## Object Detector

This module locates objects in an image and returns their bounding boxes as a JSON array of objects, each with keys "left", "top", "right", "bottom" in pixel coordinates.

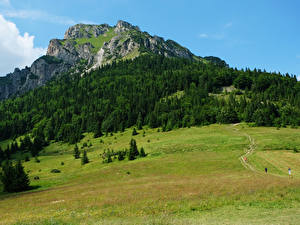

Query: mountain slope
[
  {"left": 0, "top": 20, "right": 226, "bottom": 100},
  {"left": 0, "top": 53, "right": 299, "bottom": 147}
]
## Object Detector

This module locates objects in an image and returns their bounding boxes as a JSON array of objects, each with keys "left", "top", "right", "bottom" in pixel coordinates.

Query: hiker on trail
[
  {"left": 265, "top": 168, "right": 268, "bottom": 173},
  {"left": 288, "top": 167, "right": 292, "bottom": 178},
  {"left": 244, "top": 157, "right": 247, "bottom": 162}
]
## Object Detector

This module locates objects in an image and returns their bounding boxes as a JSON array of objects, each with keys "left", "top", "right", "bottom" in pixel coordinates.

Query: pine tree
[
  {"left": 0, "top": 160, "right": 30, "bottom": 192},
  {"left": 22, "top": 135, "right": 33, "bottom": 152},
  {"left": 0, "top": 161, "right": 14, "bottom": 192},
  {"left": 14, "top": 160, "right": 30, "bottom": 192},
  {"left": 128, "top": 139, "right": 139, "bottom": 160},
  {"left": 140, "top": 147, "right": 146, "bottom": 157},
  {"left": 31, "top": 136, "right": 44, "bottom": 157},
  {"left": 81, "top": 150, "right": 89, "bottom": 165},
  {"left": 132, "top": 128, "right": 138, "bottom": 136},
  {"left": 74, "top": 144, "right": 80, "bottom": 159},
  {"left": 94, "top": 121, "right": 103, "bottom": 138},
  {"left": 136, "top": 113, "right": 143, "bottom": 130}
]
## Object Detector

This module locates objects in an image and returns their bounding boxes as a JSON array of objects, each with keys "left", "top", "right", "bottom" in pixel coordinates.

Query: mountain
[
  {"left": 1, "top": 20, "right": 299, "bottom": 147},
  {"left": 0, "top": 20, "right": 226, "bottom": 100}
]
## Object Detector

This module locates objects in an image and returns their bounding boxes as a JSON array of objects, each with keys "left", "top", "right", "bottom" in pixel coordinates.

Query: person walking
[
  {"left": 265, "top": 167, "right": 268, "bottom": 173},
  {"left": 288, "top": 167, "right": 292, "bottom": 178}
]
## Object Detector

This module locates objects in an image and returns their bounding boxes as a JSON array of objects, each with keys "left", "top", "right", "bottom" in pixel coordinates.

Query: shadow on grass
[{"left": 0, "top": 185, "right": 42, "bottom": 200}]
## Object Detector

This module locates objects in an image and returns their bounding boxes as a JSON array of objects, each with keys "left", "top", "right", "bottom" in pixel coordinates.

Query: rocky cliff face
[
  {"left": 0, "top": 56, "right": 71, "bottom": 99},
  {"left": 0, "top": 20, "right": 226, "bottom": 100}
]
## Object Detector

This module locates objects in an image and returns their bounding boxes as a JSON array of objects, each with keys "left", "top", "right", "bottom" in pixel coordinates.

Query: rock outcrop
[{"left": 0, "top": 20, "right": 227, "bottom": 100}]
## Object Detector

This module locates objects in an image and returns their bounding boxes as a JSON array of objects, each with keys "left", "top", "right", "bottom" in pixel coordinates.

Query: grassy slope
[
  {"left": 0, "top": 124, "right": 300, "bottom": 224},
  {"left": 75, "top": 28, "right": 116, "bottom": 53}
]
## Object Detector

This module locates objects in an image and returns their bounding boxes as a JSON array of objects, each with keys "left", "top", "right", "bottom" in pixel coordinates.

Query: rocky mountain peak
[
  {"left": 64, "top": 23, "right": 111, "bottom": 39},
  {"left": 0, "top": 20, "right": 227, "bottom": 100},
  {"left": 114, "top": 20, "right": 140, "bottom": 33}
]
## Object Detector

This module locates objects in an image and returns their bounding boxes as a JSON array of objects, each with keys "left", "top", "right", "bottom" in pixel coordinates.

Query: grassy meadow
[{"left": 1, "top": 124, "right": 300, "bottom": 224}]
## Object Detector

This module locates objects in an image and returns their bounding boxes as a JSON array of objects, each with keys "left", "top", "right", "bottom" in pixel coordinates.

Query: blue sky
[{"left": 0, "top": 0, "right": 299, "bottom": 78}]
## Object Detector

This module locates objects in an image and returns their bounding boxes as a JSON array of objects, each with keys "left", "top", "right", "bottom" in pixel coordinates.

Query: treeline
[
  {"left": 0, "top": 134, "right": 48, "bottom": 163},
  {"left": 0, "top": 54, "right": 299, "bottom": 146}
]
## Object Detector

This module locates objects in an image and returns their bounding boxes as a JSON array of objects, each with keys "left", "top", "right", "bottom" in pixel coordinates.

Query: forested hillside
[{"left": 0, "top": 54, "right": 299, "bottom": 154}]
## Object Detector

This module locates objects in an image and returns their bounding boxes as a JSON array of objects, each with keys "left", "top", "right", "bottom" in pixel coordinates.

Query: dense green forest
[{"left": 0, "top": 54, "right": 300, "bottom": 161}]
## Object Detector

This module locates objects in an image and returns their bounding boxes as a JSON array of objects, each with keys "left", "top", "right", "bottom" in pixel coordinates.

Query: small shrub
[
  {"left": 293, "top": 147, "right": 299, "bottom": 153},
  {"left": 118, "top": 151, "right": 126, "bottom": 161},
  {"left": 34, "top": 176, "right": 40, "bottom": 180},
  {"left": 35, "top": 157, "right": 40, "bottom": 163},
  {"left": 51, "top": 169, "right": 61, "bottom": 173},
  {"left": 61, "top": 162, "right": 64, "bottom": 166},
  {"left": 147, "top": 139, "right": 150, "bottom": 143},
  {"left": 107, "top": 155, "right": 112, "bottom": 163}
]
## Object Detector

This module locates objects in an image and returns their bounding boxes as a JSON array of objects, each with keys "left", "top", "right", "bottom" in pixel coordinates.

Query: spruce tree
[
  {"left": 128, "top": 139, "right": 139, "bottom": 160},
  {"left": 14, "top": 160, "right": 30, "bottom": 192},
  {"left": 132, "top": 128, "right": 138, "bottom": 136},
  {"left": 0, "top": 161, "right": 14, "bottom": 192},
  {"left": 140, "top": 147, "right": 146, "bottom": 157},
  {"left": 74, "top": 144, "right": 80, "bottom": 159},
  {"left": 81, "top": 150, "right": 89, "bottom": 165},
  {"left": 23, "top": 135, "right": 33, "bottom": 152},
  {"left": 136, "top": 113, "right": 143, "bottom": 130},
  {"left": 0, "top": 160, "right": 30, "bottom": 192},
  {"left": 94, "top": 121, "right": 103, "bottom": 138}
]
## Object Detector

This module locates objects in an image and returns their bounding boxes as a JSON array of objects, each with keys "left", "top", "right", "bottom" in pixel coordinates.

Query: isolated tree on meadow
[
  {"left": 128, "top": 139, "right": 139, "bottom": 160},
  {"left": 132, "top": 128, "right": 138, "bottom": 136},
  {"left": 140, "top": 147, "right": 146, "bottom": 157},
  {"left": 74, "top": 144, "right": 80, "bottom": 159},
  {"left": 81, "top": 150, "right": 89, "bottom": 165}
]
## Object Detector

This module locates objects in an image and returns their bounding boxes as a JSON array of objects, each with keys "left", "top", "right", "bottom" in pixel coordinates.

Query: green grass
[
  {"left": 75, "top": 28, "right": 116, "bottom": 53},
  {"left": 1, "top": 124, "right": 300, "bottom": 224},
  {"left": 121, "top": 48, "right": 140, "bottom": 60}
]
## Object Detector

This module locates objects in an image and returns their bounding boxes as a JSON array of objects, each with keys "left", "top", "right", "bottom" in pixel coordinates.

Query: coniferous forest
[{"left": 0, "top": 54, "right": 299, "bottom": 162}]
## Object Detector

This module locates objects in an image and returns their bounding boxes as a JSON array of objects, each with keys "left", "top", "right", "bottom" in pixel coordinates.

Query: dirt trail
[
  {"left": 230, "top": 124, "right": 257, "bottom": 172},
  {"left": 232, "top": 124, "right": 285, "bottom": 178},
  {"left": 239, "top": 133, "right": 257, "bottom": 172}
]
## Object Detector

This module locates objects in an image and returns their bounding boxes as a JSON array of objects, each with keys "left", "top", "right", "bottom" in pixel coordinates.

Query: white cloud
[
  {"left": 2, "top": 9, "right": 76, "bottom": 25},
  {"left": 198, "top": 33, "right": 225, "bottom": 40},
  {"left": 0, "top": 14, "right": 46, "bottom": 76},
  {"left": 198, "top": 33, "right": 208, "bottom": 38}
]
